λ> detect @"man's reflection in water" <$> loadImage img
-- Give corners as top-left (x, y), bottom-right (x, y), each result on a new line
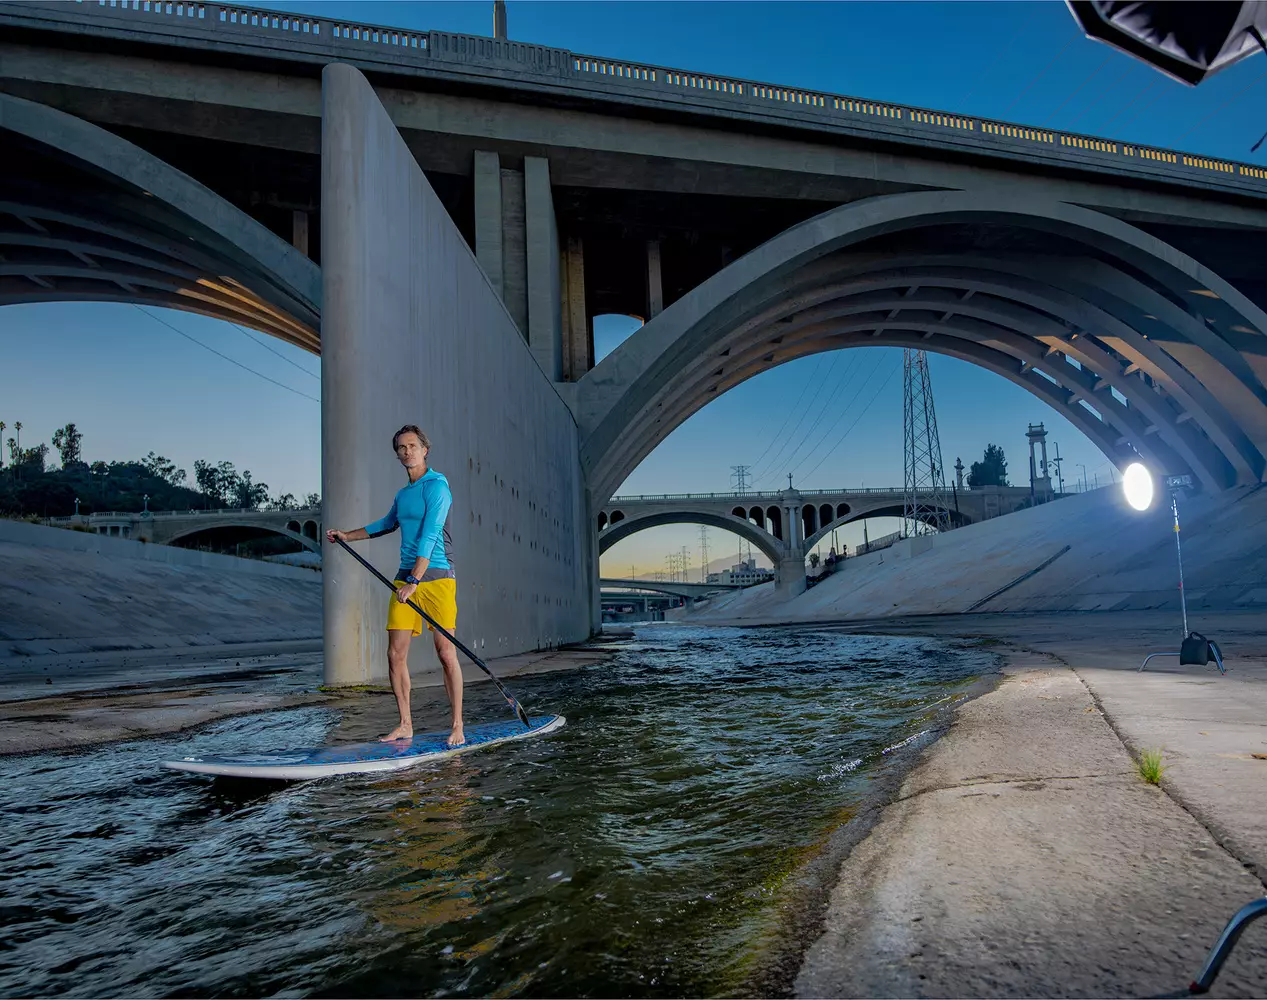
top-left (353, 761), bottom-right (500, 933)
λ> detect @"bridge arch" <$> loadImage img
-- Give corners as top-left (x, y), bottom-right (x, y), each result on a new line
top-left (803, 503), bottom-right (965, 553)
top-left (167, 521), bottom-right (320, 553)
top-left (0, 92), bottom-right (319, 348)
top-left (578, 191), bottom-right (1267, 502)
top-left (597, 510), bottom-right (786, 566)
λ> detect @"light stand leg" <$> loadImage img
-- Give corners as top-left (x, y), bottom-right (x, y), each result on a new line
top-left (1172, 491), bottom-right (1189, 638)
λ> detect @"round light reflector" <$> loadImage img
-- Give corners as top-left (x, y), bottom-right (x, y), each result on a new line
top-left (1122, 462), bottom-right (1154, 511)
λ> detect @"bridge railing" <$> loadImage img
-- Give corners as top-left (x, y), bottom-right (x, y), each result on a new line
top-left (854, 529), bottom-right (904, 555)
top-left (607, 487), bottom-right (910, 503)
top-left (34, 0), bottom-right (1267, 195)
top-left (45, 505), bottom-right (319, 523)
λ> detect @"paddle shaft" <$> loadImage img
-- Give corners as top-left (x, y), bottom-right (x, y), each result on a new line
top-left (335, 538), bottom-right (532, 728)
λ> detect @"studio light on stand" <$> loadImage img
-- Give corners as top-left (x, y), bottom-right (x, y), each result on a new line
top-left (1124, 463), bottom-right (1225, 675)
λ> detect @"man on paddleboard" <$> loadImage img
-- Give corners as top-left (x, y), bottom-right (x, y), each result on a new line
top-left (326, 425), bottom-right (464, 747)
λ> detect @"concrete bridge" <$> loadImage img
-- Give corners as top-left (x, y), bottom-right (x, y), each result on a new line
top-left (598, 485), bottom-right (1034, 586)
top-left (599, 577), bottom-right (745, 599)
top-left (5, 1), bottom-right (1267, 684)
top-left (46, 507), bottom-right (322, 550)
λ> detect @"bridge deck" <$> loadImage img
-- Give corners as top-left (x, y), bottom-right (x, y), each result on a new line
top-left (3, 1), bottom-right (1265, 203)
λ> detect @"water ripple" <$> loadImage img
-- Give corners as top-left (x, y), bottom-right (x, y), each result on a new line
top-left (0, 624), bottom-right (995, 997)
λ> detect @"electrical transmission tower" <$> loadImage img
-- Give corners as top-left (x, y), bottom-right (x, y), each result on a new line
top-left (902, 349), bottom-right (952, 537)
top-left (730, 464), bottom-right (751, 493)
top-left (699, 525), bottom-right (711, 581)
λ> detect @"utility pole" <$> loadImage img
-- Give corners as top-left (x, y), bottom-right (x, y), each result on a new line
top-left (680, 545), bottom-right (691, 582)
top-left (902, 350), bottom-right (952, 537)
top-left (730, 464), bottom-right (751, 493)
top-left (698, 525), bottom-right (711, 581)
top-left (1052, 442), bottom-right (1065, 495)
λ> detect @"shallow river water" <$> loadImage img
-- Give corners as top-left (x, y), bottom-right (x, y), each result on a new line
top-left (0, 624), bottom-right (996, 997)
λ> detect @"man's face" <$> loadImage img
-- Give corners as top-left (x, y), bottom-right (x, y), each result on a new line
top-left (395, 433), bottom-right (428, 469)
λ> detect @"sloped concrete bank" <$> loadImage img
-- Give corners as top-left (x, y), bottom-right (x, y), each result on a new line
top-left (791, 613), bottom-right (1267, 997)
top-left (0, 517), bottom-right (323, 663)
top-left (0, 519), bottom-right (611, 752)
top-left (677, 484), bottom-right (1267, 627)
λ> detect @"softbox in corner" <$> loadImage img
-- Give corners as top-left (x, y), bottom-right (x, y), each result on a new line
top-left (1066, 1), bottom-right (1267, 85)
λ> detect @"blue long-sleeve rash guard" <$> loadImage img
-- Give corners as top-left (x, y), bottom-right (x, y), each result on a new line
top-left (362, 469), bottom-right (455, 579)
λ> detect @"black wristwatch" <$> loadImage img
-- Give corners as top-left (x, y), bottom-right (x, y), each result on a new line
top-left (405, 574), bottom-right (421, 585)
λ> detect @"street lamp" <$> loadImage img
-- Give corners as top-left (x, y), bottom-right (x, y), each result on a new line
top-left (1124, 463), bottom-right (1225, 675)
top-left (142, 493), bottom-right (150, 514)
top-left (1076, 462), bottom-right (1088, 493)
top-left (74, 497), bottom-right (80, 516)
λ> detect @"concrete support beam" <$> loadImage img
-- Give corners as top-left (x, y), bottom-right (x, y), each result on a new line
top-left (473, 150), bottom-right (503, 298)
top-left (647, 240), bottom-right (663, 318)
top-left (500, 165), bottom-right (528, 336)
top-left (320, 63), bottom-right (589, 687)
top-left (525, 155), bottom-right (562, 380)
top-left (561, 234), bottom-right (591, 382)
top-left (291, 209), bottom-right (309, 258)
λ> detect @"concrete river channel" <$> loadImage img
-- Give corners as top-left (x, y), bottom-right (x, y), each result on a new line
top-left (0, 625), bottom-right (997, 997)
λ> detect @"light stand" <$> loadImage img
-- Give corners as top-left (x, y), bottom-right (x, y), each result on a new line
top-left (1138, 474), bottom-right (1225, 674)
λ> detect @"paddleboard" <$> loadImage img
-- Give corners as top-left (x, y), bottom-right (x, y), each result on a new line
top-left (162, 714), bottom-right (566, 780)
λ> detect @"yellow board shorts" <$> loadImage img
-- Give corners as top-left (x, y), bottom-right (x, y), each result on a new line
top-left (387, 577), bottom-right (458, 636)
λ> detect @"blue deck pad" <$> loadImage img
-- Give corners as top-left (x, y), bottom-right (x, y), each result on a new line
top-left (162, 715), bottom-right (565, 780)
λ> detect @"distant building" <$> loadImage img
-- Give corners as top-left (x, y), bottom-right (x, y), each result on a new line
top-left (707, 557), bottom-right (774, 586)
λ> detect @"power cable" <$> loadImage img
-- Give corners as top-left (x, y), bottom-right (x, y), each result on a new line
top-left (1098, 78), bottom-right (1159, 132)
top-left (959, 5), bottom-right (1045, 107)
top-left (1176, 67), bottom-right (1267, 142)
top-left (774, 348), bottom-right (878, 482)
top-left (1115, 82), bottom-right (1171, 132)
top-left (786, 351), bottom-right (891, 482)
top-left (134, 305), bottom-right (321, 403)
top-left (797, 354), bottom-right (902, 483)
top-left (231, 322), bottom-right (320, 381)
top-left (745, 352), bottom-right (831, 479)
top-left (752, 349), bottom-right (853, 482)
top-left (1042, 53), bottom-right (1112, 125)
top-left (1066, 64), bottom-right (1137, 131)
top-left (1000, 31), bottom-right (1080, 118)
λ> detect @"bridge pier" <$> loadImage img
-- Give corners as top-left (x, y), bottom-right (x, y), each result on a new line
top-left (775, 555), bottom-right (808, 597)
top-left (320, 64), bottom-right (589, 688)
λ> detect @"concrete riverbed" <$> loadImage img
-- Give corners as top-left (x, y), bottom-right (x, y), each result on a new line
top-left (796, 610), bottom-right (1267, 998)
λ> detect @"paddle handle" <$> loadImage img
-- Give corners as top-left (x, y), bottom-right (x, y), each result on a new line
top-left (334, 538), bottom-right (533, 729)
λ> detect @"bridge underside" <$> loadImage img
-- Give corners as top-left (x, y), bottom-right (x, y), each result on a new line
top-left (0, 92), bottom-right (319, 348)
top-left (580, 193), bottom-right (1267, 503)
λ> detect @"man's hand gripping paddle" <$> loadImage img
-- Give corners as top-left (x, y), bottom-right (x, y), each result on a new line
top-left (335, 538), bottom-right (533, 729)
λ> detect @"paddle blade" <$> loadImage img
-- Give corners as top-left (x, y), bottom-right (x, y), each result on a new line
top-left (511, 698), bottom-right (533, 729)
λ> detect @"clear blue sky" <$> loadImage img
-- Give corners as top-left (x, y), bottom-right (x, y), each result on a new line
top-left (4, 1), bottom-right (1263, 577)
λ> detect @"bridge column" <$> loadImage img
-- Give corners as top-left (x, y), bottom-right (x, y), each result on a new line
top-left (473, 150), bottom-right (503, 298)
top-left (321, 64), bottom-right (590, 687)
top-left (525, 156), bottom-right (562, 381)
top-left (775, 487), bottom-right (806, 596)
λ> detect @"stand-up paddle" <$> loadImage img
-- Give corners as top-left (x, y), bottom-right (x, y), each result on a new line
top-left (335, 537), bottom-right (533, 730)
top-left (161, 541), bottom-right (561, 780)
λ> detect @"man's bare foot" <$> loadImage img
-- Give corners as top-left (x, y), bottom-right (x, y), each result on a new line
top-left (446, 725), bottom-right (465, 747)
top-left (380, 723), bottom-right (413, 742)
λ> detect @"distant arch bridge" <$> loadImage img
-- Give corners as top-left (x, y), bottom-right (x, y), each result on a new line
top-left (597, 485), bottom-right (1034, 586)
top-left (46, 507), bottom-right (323, 551)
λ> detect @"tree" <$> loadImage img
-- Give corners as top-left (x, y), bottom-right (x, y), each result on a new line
top-left (51, 423), bottom-right (83, 467)
top-left (0, 421), bottom-right (5, 469)
top-left (142, 451), bottom-right (186, 486)
top-left (304, 493), bottom-right (321, 509)
top-left (18, 443), bottom-right (49, 474)
top-left (968, 444), bottom-right (1009, 488)
top-left (269, 492), bottom-right (297, 510)
top-left (234, 470), bottom-right (270, 509)
top-left (809, 551), bottom-right (820, 569)
top-left (194, 459), bottom-right (240, 507)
